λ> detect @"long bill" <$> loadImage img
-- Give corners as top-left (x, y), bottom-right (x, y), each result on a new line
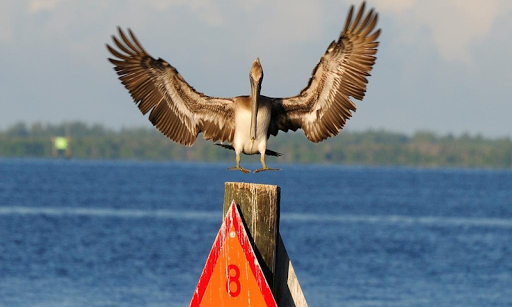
top-left (250, 80), bottom-right (259, 141)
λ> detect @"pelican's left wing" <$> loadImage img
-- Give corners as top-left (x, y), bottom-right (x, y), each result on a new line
top-left (269, 2), bottom-right (380, 142)
top-left (107, 28), bottom-right (235, 146)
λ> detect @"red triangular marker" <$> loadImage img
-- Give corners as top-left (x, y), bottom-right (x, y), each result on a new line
top-left (189, 201), bottom-right (277, 307)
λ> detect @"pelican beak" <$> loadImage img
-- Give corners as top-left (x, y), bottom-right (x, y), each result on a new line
top-left (250, 79), bottom-right (258, 142)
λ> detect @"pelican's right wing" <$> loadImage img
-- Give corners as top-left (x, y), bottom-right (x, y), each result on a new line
top-left (269, 2), bottom-right (380, 142)
top-left (107, 28), bottom-right (235, 146)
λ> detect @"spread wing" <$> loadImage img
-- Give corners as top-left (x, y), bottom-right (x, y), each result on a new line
top-left (107, 28), bottom-right (235, 146)
top-left (269, 2), bottom-right (380, 142)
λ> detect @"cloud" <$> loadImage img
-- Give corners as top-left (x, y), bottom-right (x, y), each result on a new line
top-left (3, 0), bottom-right (511, 63)
top-left (372, 0), bottom-right (512, 63)
top-left (29, 0), bottom-right (68, 13)
top-left (144, 0), bottom-right (223, 26)
top-left (370, 0), bottom-right (416, 13)
top-left (246, 0), bottom-right (325, 44)
top-left (0, 1), bottom-right (17, 42)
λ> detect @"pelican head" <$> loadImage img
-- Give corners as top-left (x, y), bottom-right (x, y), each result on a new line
top-left (249, 58), bottom-right (263, 141)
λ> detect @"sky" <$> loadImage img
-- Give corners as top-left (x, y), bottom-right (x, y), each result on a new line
top-left (1, 0), bottom-right (511, 137)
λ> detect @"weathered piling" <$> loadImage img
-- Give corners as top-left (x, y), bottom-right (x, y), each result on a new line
top-left (223, 182), bottom-right (308, 307)
top-left (223, 182), bottom-right (280, 289)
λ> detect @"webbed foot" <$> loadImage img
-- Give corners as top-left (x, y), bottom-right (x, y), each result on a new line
top-left (227, 166), bottom-right (251, 174)
top-left (254, 167), bottom-right (281, 173)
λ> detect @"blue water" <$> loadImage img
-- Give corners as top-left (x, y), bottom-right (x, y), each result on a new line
top-left (1, 158), bottom-right (511, 306)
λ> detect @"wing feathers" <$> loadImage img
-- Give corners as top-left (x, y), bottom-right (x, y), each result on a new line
top-left (112, 35), bottom-right (135, 56)
top-left (361, 14), bottom-right (379, 37)
top-left (271, 1), bottom-right (380, 143)
top-left (118, 27), bottom-right (143, 54)
top-left (107, 28), bottom-right (235, 146)
top-left (107, 45), bottom-right (129, 60)
top-left (343, 5), bottom-right (355, 35)
top-left (355, 8), bottom-right (374, 34)
top-left (127, 29), bottom-right (147, 53)
top-left (349, 1), bottom-right (365, 33)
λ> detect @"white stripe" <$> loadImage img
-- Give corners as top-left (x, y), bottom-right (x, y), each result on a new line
top-left (0, 206), bottom-right (219, 221)
top-left (0, 206), bottom-right (510, 228)
top-left (283, 213), bottom-right (512, 228)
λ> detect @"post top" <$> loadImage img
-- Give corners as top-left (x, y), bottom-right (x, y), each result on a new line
top-left (225, 182), bottom-right (280, 190)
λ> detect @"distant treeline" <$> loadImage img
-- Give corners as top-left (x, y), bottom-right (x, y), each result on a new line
top-left (1, 121), bottom-right (512, 168)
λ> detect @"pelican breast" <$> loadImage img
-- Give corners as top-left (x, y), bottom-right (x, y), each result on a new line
top-left (233, 96), bottom-right (272, 155)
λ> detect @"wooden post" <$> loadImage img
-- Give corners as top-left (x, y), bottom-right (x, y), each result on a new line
top-left (223, 182), bottom-right (308, 307)
top-left (223, 182), bottom-right (280, 290)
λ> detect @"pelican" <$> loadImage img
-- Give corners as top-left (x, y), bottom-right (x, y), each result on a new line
top-left (107, 2), bottom-right (380, 173)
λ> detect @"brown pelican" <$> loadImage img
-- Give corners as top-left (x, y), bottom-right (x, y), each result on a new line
top-left (107, 2), bottom-right (380, 173)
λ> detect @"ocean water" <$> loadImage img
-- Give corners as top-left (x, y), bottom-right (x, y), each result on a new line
top-left (0, 158), bottom-right (511, 306)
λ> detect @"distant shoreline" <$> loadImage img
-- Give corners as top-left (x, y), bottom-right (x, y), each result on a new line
top-left (1, 122), bottom-right (511, 169)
